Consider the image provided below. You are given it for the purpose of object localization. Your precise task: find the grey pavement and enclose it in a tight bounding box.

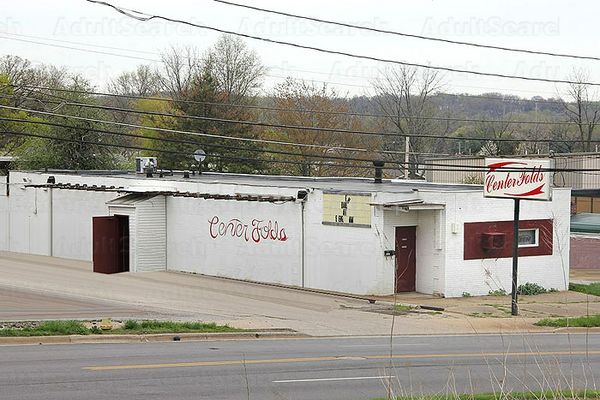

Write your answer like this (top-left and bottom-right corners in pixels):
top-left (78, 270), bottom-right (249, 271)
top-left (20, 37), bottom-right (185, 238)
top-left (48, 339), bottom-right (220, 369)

top-left (1, 333), bottom-right (599, 400)
top-left (0, 252), bottom-right (560, 336)
top-left (0, 286), bottom-right (177, 321)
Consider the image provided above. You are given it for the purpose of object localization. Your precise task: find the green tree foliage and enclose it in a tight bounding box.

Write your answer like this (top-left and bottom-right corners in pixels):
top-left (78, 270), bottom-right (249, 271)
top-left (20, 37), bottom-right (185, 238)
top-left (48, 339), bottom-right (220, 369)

top-left (0, 73), bottom-right (43, 155)
top-left (16, 79), bottom-right (119, 170)
top-left (132, 98), bottom-right (185, 169)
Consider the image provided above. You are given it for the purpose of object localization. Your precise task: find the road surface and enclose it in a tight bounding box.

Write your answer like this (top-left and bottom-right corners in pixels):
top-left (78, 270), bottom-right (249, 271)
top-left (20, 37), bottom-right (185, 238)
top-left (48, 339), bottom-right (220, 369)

top-left (1, 333), bottom-right (599, 400)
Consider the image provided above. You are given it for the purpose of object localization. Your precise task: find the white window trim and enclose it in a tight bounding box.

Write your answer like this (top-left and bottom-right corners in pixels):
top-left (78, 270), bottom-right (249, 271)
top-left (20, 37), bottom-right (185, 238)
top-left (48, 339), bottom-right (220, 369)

top-left (518, 228), bottom-right (539, 248)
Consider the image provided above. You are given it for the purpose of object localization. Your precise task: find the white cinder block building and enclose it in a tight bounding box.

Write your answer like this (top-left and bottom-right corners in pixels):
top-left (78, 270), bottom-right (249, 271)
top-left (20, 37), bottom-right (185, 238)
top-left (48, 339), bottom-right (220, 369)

top-left (0, 169), bottom-right (570, 297)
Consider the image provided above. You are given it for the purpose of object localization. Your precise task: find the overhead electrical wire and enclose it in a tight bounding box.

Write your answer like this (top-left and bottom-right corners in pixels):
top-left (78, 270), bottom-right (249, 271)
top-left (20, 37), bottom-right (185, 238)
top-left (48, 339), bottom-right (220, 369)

top-left (85, 0), bottom-right (600, 87)
top-left (4, 128), bottom-right (600, 175)
top-left (0, 117), bottom-right (381, 164)
top-left (0, 33), bottom-right (576, 103)
top-left (0, 103), bottom-right (403, 154)
top-left (0, 100), bottom-right (600, 172)
top-left (12, 92), bottom-right (578, 128)
top-left (0, 96), bottom-right (587, 154)
top-left (0, 33), bottom-right (372, 91)
top-left (0, 130), bottom-right (379, 170)
top-left (0, 88), bottom-right (582, 148)
top-left (1, 83), bottom-right (570, 125)
top-left (212, 0), bottom-right (600, 63)
top-left (4, 128), bottom-right (599, 175)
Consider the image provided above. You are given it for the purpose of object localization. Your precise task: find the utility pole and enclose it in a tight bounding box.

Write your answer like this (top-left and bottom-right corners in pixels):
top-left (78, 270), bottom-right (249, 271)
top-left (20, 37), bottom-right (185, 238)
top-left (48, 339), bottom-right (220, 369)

top-left (404, 136), bottom-right (410, 179)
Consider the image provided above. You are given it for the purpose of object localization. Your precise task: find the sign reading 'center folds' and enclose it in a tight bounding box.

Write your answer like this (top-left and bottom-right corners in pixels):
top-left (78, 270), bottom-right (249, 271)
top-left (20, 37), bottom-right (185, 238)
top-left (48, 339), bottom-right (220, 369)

top-left (484, 158), bottom-right (553, 201)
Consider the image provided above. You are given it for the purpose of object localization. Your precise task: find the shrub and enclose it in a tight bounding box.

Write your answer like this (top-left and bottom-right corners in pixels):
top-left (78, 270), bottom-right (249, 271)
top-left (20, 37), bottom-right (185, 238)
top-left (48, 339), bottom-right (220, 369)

top-left (488, 289), bottom-right (507, 296)
top-left (462, 292), bottom-right (472, 297)
top-left (90, 326), bottom-right (102, 334)
top-left (517, 282), bottom-right (547, 296)
top-left (123, 320), bottom-right (140, 330)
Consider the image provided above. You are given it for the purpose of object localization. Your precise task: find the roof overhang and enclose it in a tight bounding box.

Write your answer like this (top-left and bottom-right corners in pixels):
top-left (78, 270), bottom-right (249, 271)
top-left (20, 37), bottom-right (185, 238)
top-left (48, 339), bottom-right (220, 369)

top-left (370, 199), bottom-right (445, 211)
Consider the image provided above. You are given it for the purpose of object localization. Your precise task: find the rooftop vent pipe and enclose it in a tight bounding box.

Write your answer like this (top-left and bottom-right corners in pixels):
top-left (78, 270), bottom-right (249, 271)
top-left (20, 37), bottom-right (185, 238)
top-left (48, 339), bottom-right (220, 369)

top-left (373, 160), bottom-right (385, 183)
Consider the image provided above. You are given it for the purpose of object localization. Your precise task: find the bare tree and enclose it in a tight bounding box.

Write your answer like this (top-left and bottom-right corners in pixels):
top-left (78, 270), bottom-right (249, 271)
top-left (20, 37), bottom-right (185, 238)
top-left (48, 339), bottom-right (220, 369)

top-left (108, 65), bottom-right (160, 97)
top-left (561, 70), bottom-right (600, 152)
top-left (203, 35), bottom-right (266, 104)
top-left (475, 119), bottom-right (516, 156)
top-left (372, 65), bottom-right (443, 178)
top-left (157, 46), bottom-right (203, 99)
top-left (271, 78), bottom-right (377, 176)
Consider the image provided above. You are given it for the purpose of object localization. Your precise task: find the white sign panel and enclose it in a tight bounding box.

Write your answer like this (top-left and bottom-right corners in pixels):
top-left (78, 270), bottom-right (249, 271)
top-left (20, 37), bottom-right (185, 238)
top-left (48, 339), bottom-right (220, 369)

top-left (484, 158), bottom-right (552, 201)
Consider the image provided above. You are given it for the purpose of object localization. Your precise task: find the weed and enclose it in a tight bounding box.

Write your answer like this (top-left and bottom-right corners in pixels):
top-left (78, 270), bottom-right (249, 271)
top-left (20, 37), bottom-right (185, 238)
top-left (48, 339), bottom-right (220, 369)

top-left (123, 320), bottom-right (140, 330)
top-left (373, 389), bottom-right (600, 400)
top-left (115, 320), bottom-right (242, 334)
top-left (394, 304), bottom-right (415, 313)
top-left (488, 289), bottom-right (507, 296)
top-left (462, 292), bottom-right (472, 297)
top-left (89, 326), bottom-right (102, 334)
top-left (517, 282), bottom-right (547, 295)
top-left (0, 320), bottom-right (89, 337)
top-left (0, 320), bottom-right (242, 336)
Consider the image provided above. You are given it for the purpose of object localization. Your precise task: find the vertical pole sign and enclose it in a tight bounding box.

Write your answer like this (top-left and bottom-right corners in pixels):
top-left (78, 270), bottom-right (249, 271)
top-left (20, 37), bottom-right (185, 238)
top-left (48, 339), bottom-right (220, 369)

top-left (484, 158), bottom-right (553, 316)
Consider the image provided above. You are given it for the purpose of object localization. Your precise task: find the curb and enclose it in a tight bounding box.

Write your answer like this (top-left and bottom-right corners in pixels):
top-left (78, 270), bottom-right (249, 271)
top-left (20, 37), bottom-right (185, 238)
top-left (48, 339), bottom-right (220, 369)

top-left (0, 330), bottom-right (306, 346)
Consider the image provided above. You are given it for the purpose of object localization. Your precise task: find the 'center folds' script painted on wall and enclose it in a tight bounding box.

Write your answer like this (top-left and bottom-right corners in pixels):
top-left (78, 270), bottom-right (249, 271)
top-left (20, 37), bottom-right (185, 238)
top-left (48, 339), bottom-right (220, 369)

top-left (208, 216), bottom-right (288, 243)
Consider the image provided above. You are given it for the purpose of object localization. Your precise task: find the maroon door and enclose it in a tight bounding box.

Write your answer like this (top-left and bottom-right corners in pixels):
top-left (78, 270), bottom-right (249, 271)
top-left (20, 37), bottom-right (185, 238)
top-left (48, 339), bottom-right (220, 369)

top-left (93, 216), bottom-right (121, 274)
top-left (395, 226), bottom-right (416, 292)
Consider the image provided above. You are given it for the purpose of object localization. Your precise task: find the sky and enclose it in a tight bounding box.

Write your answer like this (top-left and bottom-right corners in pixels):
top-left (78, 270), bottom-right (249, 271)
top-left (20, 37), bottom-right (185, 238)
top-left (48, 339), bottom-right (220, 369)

top-left (2, 0), bottom-right (600, 99)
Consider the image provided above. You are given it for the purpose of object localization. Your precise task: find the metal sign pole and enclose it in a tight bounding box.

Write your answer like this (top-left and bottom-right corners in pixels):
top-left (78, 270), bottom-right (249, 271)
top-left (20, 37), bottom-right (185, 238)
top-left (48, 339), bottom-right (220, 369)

top-left (511, 198), bottom-right (520, 316)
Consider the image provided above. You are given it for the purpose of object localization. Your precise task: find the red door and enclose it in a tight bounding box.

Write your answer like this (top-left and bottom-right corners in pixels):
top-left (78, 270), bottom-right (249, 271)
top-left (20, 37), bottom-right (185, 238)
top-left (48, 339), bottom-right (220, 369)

top-left (395, 226), bottom-right (416, 292)
top-left (93, 216), bottom-right (120, 274)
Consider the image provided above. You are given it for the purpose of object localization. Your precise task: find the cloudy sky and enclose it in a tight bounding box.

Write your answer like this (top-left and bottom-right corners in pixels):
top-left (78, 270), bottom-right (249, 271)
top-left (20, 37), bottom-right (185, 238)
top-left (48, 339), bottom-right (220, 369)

top-left (2, 0), bottom-right (599, 98)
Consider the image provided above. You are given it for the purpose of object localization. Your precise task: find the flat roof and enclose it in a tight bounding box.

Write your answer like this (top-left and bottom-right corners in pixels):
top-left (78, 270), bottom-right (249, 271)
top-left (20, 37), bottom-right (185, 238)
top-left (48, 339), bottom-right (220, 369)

top-left (22, 170), bottom-right (486, 194)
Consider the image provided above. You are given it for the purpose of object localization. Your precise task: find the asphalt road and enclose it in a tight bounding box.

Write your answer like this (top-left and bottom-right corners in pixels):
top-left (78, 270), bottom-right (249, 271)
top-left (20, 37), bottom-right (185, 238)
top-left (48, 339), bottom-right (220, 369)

top-left (1, 333), bottom-right (599, 400)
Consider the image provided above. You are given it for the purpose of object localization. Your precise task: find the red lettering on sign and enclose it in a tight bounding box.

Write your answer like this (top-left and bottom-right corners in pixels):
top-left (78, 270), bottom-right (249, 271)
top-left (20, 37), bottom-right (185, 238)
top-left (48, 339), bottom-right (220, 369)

top-left (485, 164), bottom-right (545, 198)
top-left (208, 216), bottom-right (288, 243)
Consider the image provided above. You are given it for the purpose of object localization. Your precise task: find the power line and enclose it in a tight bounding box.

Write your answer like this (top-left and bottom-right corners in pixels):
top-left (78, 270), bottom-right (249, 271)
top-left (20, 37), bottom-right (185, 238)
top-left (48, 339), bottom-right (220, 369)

top-left (5, 129), bottom-right (599, 174)
top-left (85, 0), bottom-right (600, 87)
top-left (0, 35), bottom-right (157, 62)
top-left (0, 100), bottom-right (581, 151)
top-left (0, 33), bottom-right (575, 102)
top-left (212, 0), bottom-right (600, 63)
top-left (0, 103), bottom-right (407, 154)
top-left (0, 87), bottom-right (581, 136)
top-left (0, 31), bottom-right (159, 56)
top-left (0, 103), bottom-right (600, 153)
top-left (0, 33), bottom-right (375, 91)
top-left (0, 130), bottom-right (376, 170)
top-left (2, 83), bottom-right (570, 126)
top-left (13, 91), bottom-right (577, 128)
top-left (0, 31), bottom-right (576, 99)
top-left (0, 117), bottom-right (381, 164)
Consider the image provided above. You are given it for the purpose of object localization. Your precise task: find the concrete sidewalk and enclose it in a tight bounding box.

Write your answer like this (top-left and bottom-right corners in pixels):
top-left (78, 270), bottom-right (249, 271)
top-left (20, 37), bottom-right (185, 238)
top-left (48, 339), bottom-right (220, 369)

top-left (0, 252), bottom-right (597, 336)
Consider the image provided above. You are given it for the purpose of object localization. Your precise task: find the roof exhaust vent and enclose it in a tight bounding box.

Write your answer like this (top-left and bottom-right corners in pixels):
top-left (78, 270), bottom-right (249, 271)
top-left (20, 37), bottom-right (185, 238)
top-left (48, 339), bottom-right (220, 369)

top-left (373, 160), bottom-right (385, 183)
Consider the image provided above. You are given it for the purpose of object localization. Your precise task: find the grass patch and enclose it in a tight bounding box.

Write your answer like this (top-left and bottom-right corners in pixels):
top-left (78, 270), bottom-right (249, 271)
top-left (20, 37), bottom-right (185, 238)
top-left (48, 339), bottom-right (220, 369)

top-left (0, 320), bottom-right (89, 337)
top-left (535, 314), bottom-right (600, 328)
top-left (113, 320), bottom-right (242, 334)
top-left (0, 320), bottom-right (242, 336)
top-left (569, 282), bottom-right (600, 297)
top-left (373, 389), bottom-right (600, 400)
top-left (488, 289), bottom-right (508, 296)
top-left (394, 305), bottom-right (415, 313)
